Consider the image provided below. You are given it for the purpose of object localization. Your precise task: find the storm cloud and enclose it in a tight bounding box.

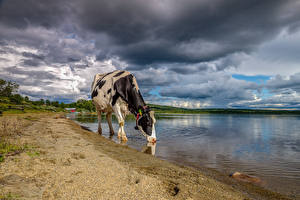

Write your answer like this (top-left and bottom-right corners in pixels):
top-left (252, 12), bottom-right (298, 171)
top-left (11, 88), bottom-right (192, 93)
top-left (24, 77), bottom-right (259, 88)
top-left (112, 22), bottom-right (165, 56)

top-left (0, 0), bottom-right (300, 107)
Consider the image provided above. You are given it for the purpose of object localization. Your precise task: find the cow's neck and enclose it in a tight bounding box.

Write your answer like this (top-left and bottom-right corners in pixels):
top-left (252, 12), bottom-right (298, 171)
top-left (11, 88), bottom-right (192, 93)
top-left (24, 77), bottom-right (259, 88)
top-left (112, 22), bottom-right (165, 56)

top-left (128, 90), bottom-right (146, 116)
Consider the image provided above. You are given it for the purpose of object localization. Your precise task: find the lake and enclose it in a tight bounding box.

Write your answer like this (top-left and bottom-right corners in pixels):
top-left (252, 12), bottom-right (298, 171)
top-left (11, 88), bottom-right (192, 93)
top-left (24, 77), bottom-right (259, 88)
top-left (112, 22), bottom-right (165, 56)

top-left (68, 113), bottom-right (300, 198)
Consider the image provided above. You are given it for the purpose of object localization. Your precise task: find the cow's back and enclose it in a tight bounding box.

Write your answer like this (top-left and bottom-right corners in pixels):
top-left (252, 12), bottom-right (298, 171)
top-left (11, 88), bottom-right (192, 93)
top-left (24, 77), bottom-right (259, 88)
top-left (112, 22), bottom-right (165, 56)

top-left (91, 70), bottom-right (132, 112)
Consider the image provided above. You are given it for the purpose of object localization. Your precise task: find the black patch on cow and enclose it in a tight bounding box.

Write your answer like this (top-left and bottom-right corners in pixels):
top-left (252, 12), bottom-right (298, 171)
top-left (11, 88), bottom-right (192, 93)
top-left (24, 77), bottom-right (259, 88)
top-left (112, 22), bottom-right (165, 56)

top-left (112, 93), bottom-right (119, 106)
top-left (107, 88), bottom-right (111, 94)
top-left (113, 74), bottom-right (146, 115)
top-left (96, 80), bottom-right (106, 90)
top-left (113, 71), bottom-right (125, 77)
top-left (91, 89), bottom-right (98, 98)
top-left (138, 113), bottom-right (153, 136)
top-left (92, 80), bottom-right (106, 98)
top-left (92, 72), bottom-right (114, 98)
top-left (101, 71), bottom-right (113, 80)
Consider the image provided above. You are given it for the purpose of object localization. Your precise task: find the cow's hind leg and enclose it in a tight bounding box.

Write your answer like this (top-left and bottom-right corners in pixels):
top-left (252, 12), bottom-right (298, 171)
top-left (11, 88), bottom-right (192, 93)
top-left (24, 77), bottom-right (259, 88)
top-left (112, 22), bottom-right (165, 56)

top-left (106, 112), bottom-right (114, 136)
top-left (113, 105), bottom-right (127, 141)
top-left (97, 109), bottom-right (102, 135)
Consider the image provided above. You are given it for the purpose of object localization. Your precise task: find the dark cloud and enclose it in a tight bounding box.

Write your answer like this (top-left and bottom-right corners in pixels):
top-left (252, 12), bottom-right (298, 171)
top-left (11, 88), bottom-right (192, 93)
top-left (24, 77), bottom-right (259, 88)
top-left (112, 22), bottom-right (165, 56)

top-left (21, 59), bottom-right (43, 67)
top-left (0, 0), bottom-right (69, 29)
top-left (266, 73), bottom-right (300, 93)
top-left (76, 0), bottom-right (300, 65)
top-left (2, 0), bottom-right (299, 66)
top-left (160, 76), bottom-right (258, 102)
top-left (4, 66), bottom-right (58, 81)
top-left (22, 52), bottom-right (45, 60)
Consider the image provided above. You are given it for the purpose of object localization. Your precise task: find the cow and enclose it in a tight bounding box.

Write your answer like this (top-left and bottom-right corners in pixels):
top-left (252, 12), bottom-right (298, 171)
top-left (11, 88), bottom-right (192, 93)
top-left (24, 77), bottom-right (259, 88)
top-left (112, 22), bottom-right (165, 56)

top-left (91, 70), bottom-right (156, 143)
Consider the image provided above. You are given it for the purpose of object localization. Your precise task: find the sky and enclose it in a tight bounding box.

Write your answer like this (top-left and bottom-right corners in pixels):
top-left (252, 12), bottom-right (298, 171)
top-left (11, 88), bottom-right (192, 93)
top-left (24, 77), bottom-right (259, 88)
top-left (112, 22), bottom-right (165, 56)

top-left (0, 0), bottom-right (300, 109)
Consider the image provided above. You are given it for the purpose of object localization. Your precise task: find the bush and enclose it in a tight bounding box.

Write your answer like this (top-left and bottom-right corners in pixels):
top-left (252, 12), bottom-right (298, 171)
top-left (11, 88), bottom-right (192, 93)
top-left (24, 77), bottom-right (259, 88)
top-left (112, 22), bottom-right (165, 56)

top-left (9, 94), bottom-right (23, 104)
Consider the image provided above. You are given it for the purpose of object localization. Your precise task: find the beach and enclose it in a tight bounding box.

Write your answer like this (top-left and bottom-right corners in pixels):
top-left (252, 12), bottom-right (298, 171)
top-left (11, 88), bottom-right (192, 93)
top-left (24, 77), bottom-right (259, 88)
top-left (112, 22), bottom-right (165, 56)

top-left (0, 113), bottom-right (292, 199)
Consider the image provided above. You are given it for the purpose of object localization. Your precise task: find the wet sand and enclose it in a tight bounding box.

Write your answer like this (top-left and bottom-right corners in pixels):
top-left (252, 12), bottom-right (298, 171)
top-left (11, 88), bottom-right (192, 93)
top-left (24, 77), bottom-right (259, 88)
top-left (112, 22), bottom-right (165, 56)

top-left (0, 114), bottom-right (293, 199)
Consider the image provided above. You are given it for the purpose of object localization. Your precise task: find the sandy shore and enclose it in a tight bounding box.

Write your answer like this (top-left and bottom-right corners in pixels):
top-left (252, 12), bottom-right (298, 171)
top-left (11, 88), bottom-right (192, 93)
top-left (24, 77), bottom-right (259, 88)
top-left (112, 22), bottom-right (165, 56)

top-left (0, 113), bottom-right (293, 199)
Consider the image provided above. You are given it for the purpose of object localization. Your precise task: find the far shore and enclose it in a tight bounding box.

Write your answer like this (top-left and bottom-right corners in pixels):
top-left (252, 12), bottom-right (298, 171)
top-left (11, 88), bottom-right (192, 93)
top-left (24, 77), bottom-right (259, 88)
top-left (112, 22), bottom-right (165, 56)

top-left (0, 113), bottom-right (293, 199)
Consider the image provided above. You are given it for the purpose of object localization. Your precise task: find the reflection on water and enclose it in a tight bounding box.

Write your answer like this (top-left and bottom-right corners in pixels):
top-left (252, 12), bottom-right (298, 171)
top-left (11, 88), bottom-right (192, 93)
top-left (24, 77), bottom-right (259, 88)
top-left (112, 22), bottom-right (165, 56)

top-left (69, 113), bottom-right (300, 197)
top-left (141, 142), bottom-right (156, 155)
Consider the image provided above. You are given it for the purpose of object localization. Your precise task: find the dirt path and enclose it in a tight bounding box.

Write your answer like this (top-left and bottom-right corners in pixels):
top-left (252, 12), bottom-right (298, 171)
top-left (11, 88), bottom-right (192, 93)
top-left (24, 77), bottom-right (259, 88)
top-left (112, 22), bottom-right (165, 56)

top-left (0, 114), bottom-right (292, 199)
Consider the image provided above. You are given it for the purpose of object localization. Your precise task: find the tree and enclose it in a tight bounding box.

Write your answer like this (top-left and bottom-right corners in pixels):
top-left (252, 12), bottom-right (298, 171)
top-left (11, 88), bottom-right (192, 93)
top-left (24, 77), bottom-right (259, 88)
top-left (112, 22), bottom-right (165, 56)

top-left (24, 96), bottom-right (29, 102)
top-left (0, 79), bottom-right (19, 97)
top-left (51, 101), bottom-right (59, 107)
top-left (46, 100), bottom-right (50, 106)
top-left (75, 99), bottom-right (95, 112)
top-left (60, 102), bottom-right (65, 108)
top-left (9, 94), bottom-right (23, 104)
top-left (40, 99), bottom-right (45, 105)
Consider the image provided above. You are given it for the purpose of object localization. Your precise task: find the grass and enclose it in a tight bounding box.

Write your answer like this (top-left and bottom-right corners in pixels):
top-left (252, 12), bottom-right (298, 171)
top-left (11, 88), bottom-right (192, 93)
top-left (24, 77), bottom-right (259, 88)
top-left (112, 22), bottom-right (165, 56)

top-left (0, 142), bottom-right (24, 161)
top-left (0, 192), bottom-right (21, 200)
top-left (24, 144), bottom-right (40, 157)
top-left (0, 114), bottom-right (43, 162)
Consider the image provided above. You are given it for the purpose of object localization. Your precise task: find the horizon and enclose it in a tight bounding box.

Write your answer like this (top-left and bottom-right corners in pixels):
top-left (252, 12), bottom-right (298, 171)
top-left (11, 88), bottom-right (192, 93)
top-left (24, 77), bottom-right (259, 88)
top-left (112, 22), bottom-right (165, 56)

top-left (1, 0), bottom-right (300, 109)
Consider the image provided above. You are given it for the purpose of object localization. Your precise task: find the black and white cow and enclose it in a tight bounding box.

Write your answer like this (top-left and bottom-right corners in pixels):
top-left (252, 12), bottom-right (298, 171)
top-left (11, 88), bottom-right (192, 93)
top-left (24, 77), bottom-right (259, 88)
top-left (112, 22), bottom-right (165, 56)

top-left (91, 70), bottom-right (156, 143)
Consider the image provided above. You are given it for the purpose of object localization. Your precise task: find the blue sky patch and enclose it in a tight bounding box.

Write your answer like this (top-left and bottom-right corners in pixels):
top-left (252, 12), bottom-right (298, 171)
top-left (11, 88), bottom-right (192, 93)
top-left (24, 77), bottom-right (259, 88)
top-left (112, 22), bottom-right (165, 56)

top-left (232, 74), bottom-right (271, 84)
top-left (149, 86), bottom-right (161, 97)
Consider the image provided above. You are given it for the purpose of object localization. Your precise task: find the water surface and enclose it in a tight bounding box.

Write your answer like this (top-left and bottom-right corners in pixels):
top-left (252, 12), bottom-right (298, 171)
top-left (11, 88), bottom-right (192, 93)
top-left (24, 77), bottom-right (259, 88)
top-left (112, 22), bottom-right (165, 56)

top-left (69, 113), bottom-right (300, 197)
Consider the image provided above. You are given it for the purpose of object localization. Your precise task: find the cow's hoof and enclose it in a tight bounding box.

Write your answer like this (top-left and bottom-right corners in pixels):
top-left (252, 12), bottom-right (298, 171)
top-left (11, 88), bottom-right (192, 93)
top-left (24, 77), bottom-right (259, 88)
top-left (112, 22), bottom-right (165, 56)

top-left (121, 136), bottom-right (128, 141)
top-left (98, 130), bottom-right (102, 135)
top-left (109, 131), bottom-right (115, 136)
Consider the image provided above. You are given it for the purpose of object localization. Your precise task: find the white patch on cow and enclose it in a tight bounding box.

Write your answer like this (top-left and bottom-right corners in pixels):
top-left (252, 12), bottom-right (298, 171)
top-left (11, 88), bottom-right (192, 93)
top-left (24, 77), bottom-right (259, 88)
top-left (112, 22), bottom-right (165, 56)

top-left (148, 111), bottom-right (157, 143)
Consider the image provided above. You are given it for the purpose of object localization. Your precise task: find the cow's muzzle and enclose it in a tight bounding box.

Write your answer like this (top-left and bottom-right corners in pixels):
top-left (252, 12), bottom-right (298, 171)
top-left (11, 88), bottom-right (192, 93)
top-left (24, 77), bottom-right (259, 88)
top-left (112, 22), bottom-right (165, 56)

top-left (147, 125), bottom-right (156, 143)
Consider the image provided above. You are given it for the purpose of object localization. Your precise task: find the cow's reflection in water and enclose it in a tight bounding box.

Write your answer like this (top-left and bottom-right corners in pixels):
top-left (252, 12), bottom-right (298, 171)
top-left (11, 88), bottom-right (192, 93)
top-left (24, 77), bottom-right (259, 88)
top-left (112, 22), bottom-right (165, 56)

top-left (109, 133), bottom-right (156, 155)
top-left (141, 142), bottom-right (156, 155)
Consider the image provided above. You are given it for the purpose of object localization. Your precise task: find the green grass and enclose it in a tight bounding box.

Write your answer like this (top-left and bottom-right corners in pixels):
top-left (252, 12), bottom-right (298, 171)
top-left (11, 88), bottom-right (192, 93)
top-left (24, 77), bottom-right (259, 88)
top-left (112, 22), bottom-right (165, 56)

top-left (0, 142), bottom-right (24, 162)
top-left (26, 150), bottom-right (40, 157)
top-left (0, 142), bottom-right (23, 155)
top-left (0, 142), bottom-right (39, 162)
top-left (0, 192), bottom-right (21, 199)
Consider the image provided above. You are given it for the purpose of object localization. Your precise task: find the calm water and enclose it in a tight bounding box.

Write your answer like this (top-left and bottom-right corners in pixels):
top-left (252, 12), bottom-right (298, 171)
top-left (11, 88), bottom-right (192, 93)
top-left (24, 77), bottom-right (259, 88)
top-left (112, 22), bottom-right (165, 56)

top-left (69, 113), bottom-right (300, 197)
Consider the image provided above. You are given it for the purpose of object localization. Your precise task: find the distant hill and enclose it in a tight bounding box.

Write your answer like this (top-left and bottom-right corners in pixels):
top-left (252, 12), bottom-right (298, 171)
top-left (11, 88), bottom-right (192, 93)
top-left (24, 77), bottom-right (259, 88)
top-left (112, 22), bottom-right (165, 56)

top-left (148, 104), bottom-right (300, 115)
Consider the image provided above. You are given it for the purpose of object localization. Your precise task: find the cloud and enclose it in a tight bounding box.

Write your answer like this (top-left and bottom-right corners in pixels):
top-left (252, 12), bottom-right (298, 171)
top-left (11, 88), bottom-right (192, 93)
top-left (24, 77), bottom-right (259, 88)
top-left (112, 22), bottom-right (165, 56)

top-left (1, 0), bottom-right (300, 108)
top-left (230, 30), bottom-right (300, 76)
top-left (266, 73), bottom-right (300, 93)
top-left (0, 42), bottom-right (116, 102)
top-left (75, 0), bottom-right (300, 65)
top-left (228, 72), bottom-right (300, 109)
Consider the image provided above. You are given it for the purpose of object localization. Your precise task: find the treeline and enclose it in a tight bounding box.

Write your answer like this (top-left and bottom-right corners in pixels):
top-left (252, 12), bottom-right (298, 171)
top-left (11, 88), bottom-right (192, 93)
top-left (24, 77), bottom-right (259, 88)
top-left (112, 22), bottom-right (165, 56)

top-left (0, 79), bottom-right (62, 107)
top-left (65, 99), bottom-right (95, 112)
top-left (149, 104), bottom-right (300, 115)
top-left (0, 79), bottom-right (96, 113)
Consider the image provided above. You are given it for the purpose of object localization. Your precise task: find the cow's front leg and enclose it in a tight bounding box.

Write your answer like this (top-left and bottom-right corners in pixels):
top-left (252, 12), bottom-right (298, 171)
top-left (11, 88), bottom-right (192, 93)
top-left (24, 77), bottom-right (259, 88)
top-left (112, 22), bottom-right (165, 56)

top-left (119, 121), bottom-right (127, 141)
top-left (113, 105), bottom-right (127, 141)
top-left (96, 109), bottom-right (102, 135)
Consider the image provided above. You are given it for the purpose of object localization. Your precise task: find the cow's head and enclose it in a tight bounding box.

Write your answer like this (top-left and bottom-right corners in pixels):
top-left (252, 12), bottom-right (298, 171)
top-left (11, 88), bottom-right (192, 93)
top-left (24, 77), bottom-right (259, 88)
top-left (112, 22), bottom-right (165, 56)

top-left (135, 107), bottom-right (156, 143)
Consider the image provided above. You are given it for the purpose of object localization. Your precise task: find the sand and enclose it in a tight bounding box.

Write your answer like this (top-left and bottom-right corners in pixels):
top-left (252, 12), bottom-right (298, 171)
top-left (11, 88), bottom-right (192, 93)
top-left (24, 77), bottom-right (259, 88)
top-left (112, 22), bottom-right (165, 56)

top-left (0, 114), bottom-right (293, 199)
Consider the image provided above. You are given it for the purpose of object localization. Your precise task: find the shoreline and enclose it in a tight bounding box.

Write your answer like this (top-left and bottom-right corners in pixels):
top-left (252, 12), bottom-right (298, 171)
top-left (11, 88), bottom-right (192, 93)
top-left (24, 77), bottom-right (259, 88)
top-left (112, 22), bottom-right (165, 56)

top-left (0, 113), bottom-right (293, 199)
